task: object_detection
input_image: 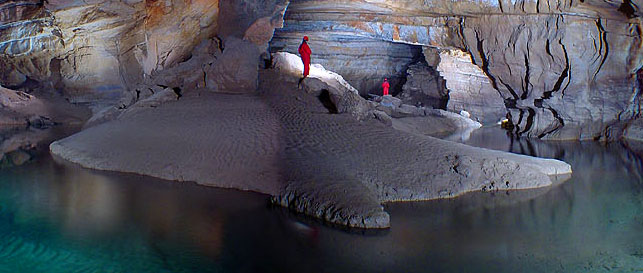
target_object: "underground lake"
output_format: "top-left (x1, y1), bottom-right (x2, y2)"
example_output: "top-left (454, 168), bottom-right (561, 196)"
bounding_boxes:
top-left (0, 127), bottom-right (641, 273)
top-left (2, 1), bottom-right (643, 271)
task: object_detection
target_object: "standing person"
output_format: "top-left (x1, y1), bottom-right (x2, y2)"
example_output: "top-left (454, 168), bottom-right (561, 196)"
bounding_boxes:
top-left (298, 36), bottom-right (311, 86)
top-left (382, 78), bottom-right (390, 96)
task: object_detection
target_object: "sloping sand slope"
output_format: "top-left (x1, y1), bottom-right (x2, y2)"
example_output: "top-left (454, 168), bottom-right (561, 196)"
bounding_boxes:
top-left (51, 93), bottom-right (286, 194)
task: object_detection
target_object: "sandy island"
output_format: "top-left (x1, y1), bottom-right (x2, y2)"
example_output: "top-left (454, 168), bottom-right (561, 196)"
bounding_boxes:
top-left (50, 65), bottom-right (572, 229)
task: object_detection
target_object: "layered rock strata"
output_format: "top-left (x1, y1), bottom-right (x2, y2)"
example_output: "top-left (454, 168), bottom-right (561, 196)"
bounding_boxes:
top-left (3, 0), bottom-right (641, 139)
top-left (270, 8), bottom-right (425, 96)
top-left (0, 0), bottom-right (288, 104)
top-left (270, 0), bottom-right (643, 139)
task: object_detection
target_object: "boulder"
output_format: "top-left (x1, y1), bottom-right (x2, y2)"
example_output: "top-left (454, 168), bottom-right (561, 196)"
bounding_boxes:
top-left (8, 150), bottom-right (31, 166)
top-left (391, 108), bottom-right (482, 137)
top-left (301, 77), bottom-right (372, 120)
top-left (396, 104), bottom-right (425, 117)
top-left (425, 109), bottom-right (482, 130)
top-left (272, 51), bottom-right (373, 120)
top-left (380, 95), bottom-right (403, 108)
top-left (83, 106), bottom-right (124, 129)
top-left (0, 86), bottom-right (34, 108)
top-left (372, 110), bottom-right (393, 126)
top-left (27, 116), bottom-right (55, 128)
top-left (205, 38), bottom-right (261, 93)
top-left (2, 70), bottom-right (27, 88)
top-left (124, 88), bottom-right (179, 112)
top-left (243, 1), bottom-right (289, 49)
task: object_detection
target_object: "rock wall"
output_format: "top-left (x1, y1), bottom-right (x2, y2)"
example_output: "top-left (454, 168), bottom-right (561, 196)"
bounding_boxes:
top-left (0, 0), bottom-right (288, 105)
top-left (0, 0), bottom-right (214, 102)
top-left (397, 61), bottom-right (448, 109)
top-left (1, 0), bottom-right (642, 140)
top-left (462, 14), bottom-right (642, 139)
top-left (436, 49), bottom-right (506, 124)
top-left (270, 30), bottom-right (422, 96)
top-left (270, 0), bottom-right (643, 139)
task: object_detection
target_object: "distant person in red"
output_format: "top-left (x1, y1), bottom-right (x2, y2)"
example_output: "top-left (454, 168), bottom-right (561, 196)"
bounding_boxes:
top-left (298, 36), bottom-right (311, 86)
top-left (382, 78), bottom-right (390, 96)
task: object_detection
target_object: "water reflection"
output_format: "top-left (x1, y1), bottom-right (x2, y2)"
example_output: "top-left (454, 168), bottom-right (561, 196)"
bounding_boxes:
top-left (462, 127), bottom-right (643, 187)
top-left (0, 126), bottom-right (641, 272)
top-left (0, 128), bottom-right (268, 271)
top-left (0, 127), bottom-right (46, 168)
top-left (364, 127), bottom-right (643, 272)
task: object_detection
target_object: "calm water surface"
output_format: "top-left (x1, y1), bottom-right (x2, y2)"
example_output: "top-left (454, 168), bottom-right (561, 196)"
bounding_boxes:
top-left (0, 126), bottom-right (641, 273)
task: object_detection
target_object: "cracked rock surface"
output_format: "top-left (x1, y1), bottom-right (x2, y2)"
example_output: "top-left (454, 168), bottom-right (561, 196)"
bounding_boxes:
top-left (271, 0), bottom-right (643, 139)
top-left (2, 0), bottom-right (641, 140)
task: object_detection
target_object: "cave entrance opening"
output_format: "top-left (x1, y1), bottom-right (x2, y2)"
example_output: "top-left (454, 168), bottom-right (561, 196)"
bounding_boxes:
top-left (394, 46), bottom-right (450, 110)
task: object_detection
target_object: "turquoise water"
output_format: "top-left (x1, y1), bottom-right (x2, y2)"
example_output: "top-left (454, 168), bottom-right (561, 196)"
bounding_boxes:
top-left (0, 127), bottom-right (642, 272)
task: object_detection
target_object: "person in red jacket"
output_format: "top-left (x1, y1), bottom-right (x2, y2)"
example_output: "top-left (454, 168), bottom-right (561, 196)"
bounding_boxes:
top-left (382, 78), bottom-right (390, 96)
top-left (298, 36), bottom-right (311, 85)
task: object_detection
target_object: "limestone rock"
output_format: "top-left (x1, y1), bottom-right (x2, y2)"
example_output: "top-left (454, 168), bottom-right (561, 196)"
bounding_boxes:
top-left (379, 95), bottom-right (402, 108)
top-left (243, 1), bottom-right (289, 49)
top-left (460, 15), bottom-right (641, 140)
top-left (0, 86), bottom-right (34, 108)
top-left (270, 0), bottom-right (643, 139)
top-left (137, 0), bottom-right (219, 76)
top-left (6, 0), bottom-right (638, 140)
top-left (624, 118), bottom-right (643, 141)
top-left (398, 62), bottom-right (448, 109)
top-left (83, 106), bottom-right (124, 129)
top-left (437, 49), bottom-right (507, 125)
top-left (0, 0), bottom-right (289, 102)
top-left (0, 0), bottom-right (216, 102)
top-left (372, 110), bottom-right (393, 126)
top-left (301, 75), bottom-right (372, 120)
top-left (205, 38), bottom-right (261, 93)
